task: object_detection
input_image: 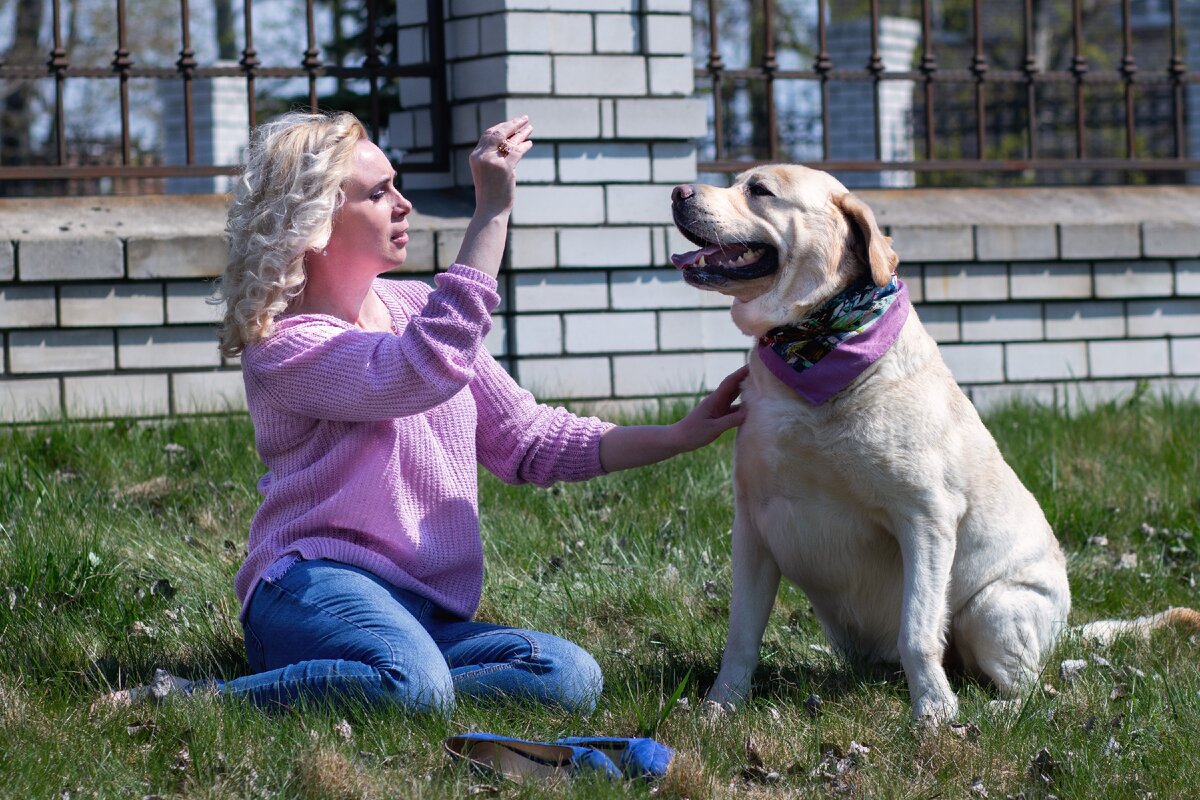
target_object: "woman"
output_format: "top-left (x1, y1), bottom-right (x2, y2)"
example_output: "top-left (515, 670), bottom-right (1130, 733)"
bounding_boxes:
top-left (104, 111), bottom-right (746, 714)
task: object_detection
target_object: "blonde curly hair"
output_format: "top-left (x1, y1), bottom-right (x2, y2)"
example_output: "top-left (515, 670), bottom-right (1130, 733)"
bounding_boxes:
top-left (216, 110), bottom-right (368, 358)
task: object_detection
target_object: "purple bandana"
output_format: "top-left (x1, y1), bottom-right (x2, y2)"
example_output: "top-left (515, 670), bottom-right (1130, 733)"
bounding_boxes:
top-left (757, 278), bottom-right (910, 405)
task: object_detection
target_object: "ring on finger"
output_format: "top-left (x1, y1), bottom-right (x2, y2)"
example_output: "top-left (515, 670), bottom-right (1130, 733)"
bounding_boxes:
top-left (496, 140), bottom-right (511, 157)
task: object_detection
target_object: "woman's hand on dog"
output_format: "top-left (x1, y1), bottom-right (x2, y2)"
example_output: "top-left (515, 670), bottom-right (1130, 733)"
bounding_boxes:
top-left (598, 365), bottom-right (748, 473)
top-left (671, 364), bottom-right (749, 452)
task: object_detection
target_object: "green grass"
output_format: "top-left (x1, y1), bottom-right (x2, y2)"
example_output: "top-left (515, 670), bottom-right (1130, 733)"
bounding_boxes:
top-left (1, 395), bottom-right (1199, 799)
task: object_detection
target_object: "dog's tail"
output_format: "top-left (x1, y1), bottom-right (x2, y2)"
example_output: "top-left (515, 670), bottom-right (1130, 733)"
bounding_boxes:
top-left (1077, 606), bottom-right (1200, 646)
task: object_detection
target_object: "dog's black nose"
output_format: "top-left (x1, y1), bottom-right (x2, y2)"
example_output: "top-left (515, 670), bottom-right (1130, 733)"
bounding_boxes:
top-left (672, 184), bottom-right (695, 204)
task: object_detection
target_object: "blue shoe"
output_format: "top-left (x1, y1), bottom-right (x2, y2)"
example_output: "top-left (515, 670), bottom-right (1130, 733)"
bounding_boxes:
top-left (444, 733), bottom-right (621, 782)
top-left (554, 736), bottom-right (675, 779)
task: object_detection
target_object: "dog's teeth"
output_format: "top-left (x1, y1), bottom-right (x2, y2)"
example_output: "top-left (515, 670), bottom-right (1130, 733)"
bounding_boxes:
top-left (696, 255), bottom-right (707, 267)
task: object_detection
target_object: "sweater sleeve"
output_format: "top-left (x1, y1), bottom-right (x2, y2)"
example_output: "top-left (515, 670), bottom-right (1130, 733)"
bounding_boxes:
top-left (471, 353), bottom-right (614, 487)
top-left (244, 265), bottom-right (500, 422)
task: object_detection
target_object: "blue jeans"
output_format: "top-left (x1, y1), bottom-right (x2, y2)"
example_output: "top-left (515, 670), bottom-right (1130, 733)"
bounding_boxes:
top-left (214, 558), bottom-right (602, 715)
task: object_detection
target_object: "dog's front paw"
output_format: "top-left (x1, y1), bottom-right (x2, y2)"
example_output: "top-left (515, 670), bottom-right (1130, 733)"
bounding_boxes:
top-left (912, 690), bottom-right (959, 725)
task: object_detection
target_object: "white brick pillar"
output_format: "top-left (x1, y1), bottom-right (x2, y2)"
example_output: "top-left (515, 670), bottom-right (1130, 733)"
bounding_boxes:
top-left (826, 17), bottom-right (919, 189)
top-left (159, 61), bottom-right (249, 195)
top-left (394, 0), bottom-right (710, 400)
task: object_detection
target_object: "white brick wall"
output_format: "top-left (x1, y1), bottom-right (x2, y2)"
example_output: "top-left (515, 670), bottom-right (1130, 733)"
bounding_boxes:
top-left (0, 378), bottom-right (61, 422)
top-left (1171, 338), bottom-right (1200, 374)
top-left (1089, 340), bottom-right (1171, 378)
top-left (1006, 341), bottom-right (1089, 381)
top-left (172, 370), bottom-right (246, 414)
top-left (1044, 302), bottom-right (1125, 340)
top-left (923, 264), bottom-right (1007, 302)
top-left (19, 239), bottom-right (123, 281)
top-left (1127, 299), bottom-right (1200, 337)
top-left (594, 14), bottom-right (639, 52)
top-left (518, 356), bottom-right (612, 398)
top-left (974, 225), bottom-right (1057, 261)
top-left (605, 185), bottom-right (674, 224)
top-left (60, 284), bottom-right (164, 327)
top-left (0, 242), bottom-right (13, 281)
top-left (565, 311), bottom-right (655, 352)
top-left (1010, 263), bottom-right (1091, 299)
top-left (127, 236), bottom-right (225, 279)
top-left (1177, 260), bottom-right (1200, 295)
top-left (10, 330), bottom-right (115, 374)
top-left (889, 226), bottom-right (973, 262)
top-left (1060, 224), bottom-right (1140, 259)
top-left (166, 283), bottom-right (222, 324)
top-left (613, 351), bottom-right (744, 396)
top-left (961, 303), bottom-right (1043, 342)
top-left (559, 227), bottom-right (652, 267)
top-left (611, 270), bottom-right (694, 309)
top-left (558, 143), bottom-right (651, 183)
top-left (913, 304), bottom-right (960, 343)
top-left (939, 343), bottom-right (1004, 384)
top-left (514, 314), bottom-right (563, 355)
top-left (64, 374), bottom-right (169, 418)
top-left (510, 185), bottom-right (605, 225)
top-left (658, 309), bottom-right (747, 350)
top-left (513, 272), bottom-right (608, 311)
top-left (1141, 222), bottom-right (1200, 258)
top-left (118, 327), bottom-right (222, 369)
top-left (0, 286), bottom-right (56, 327)
top-left (1094, 261), bottom-right (1173, 298)
top-left (554, 55), bottom-right (647, 95)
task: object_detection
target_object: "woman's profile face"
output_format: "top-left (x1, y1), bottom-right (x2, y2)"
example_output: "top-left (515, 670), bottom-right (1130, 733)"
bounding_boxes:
top-left (325, 139), bottom-right (413, 273)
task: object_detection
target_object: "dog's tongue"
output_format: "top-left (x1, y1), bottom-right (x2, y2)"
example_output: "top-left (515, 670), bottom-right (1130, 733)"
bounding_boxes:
top-left (671, 243), bottom-right (748, 269)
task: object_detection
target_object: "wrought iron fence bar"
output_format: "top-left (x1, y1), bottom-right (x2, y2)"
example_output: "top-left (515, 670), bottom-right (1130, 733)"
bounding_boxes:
top-left (919, 0), bottom-right (937, 160)
top-left (426, 0), bottom-right (451, 176)
top-left (971, 0), bottom-right (987, 161)
top-left (1121, 0), bottom-right (1137, 159)
top-left (364, 0), bottom-right (383, 140)
top-left (241, 0), bottom-right (260, 134)
top-left (177, 0), bottom-right (197, 166)
top-left (304, 0), bottom-right (321, 110)
top-left (1170, 0), bottom-right (1187, 158)
top-left (49, 0), bottom-right (68, 165)
top-left (1022, 0), bottom-right (1039, 161)
top-left (699, 158), bottom-right (1200, 173)
top-left (814, 0), bottom-right (831, 161)
top-left (696, 67), bottom-right (1194, 85)
top-left (1, 64), bottom-right (441, 80)
top-left (761, 0), bottom-right (778, 161)
top-left (869, 0), bottom-right (883, 162)
top-left (706, 0), bottom-right (726, 165)
top-left (113, 0), bottom-right (132, 165)
top-left (1071, 0), bottom-right (1087, 159)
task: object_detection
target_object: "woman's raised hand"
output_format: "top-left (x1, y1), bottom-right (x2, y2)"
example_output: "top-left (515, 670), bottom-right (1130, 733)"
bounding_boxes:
top-left (469, 116), bottom-right (533, 217)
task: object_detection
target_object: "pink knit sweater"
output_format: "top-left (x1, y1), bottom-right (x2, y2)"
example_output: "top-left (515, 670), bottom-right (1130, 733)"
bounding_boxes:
top-left (234, 264), bottom-right (613, 619)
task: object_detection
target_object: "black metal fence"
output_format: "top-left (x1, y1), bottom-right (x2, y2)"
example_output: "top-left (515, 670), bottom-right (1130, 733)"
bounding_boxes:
top-left (696, 0), bottom-right (1200, 184)
top-left (0, 0), bottom-right (448, 195)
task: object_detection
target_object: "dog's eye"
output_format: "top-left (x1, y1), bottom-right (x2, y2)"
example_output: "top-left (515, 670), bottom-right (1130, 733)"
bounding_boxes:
top-left (748, 183), bottom-right (775, 198)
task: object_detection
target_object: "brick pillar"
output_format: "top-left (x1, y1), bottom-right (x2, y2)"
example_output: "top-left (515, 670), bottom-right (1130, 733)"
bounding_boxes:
top-left (394, 0), bottom-right (718, 405)
top-left (826, 16), bottom-right (919, 189)
top-left (159, 62), bottom-right (249, 194)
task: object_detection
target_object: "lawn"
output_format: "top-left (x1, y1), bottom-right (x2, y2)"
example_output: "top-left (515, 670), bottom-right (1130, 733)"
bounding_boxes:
top-left (1, 393), bottom-right (1199, 799)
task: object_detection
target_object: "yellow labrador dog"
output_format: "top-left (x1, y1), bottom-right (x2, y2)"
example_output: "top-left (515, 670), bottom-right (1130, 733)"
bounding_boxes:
top-left (670, 165), bottom-right (1199, 723)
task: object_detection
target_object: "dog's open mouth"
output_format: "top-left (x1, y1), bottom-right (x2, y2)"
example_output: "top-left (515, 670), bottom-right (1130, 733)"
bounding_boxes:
top-left (670, 240), bottom-right (778, 287)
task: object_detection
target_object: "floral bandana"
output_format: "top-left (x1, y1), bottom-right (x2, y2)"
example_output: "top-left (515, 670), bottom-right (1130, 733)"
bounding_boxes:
top-left (757, 276), bottom-right (909, 405)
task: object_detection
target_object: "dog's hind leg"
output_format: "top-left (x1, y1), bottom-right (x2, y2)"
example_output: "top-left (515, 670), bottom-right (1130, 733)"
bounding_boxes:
top-left (706, 512), bottom-right (781, 710)
top-left (952, 577), bottom-right (1069, 697)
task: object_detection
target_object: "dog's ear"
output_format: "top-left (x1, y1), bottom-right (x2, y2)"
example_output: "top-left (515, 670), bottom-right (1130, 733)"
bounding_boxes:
top-left (834, 193), bottom-right (898, 287)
